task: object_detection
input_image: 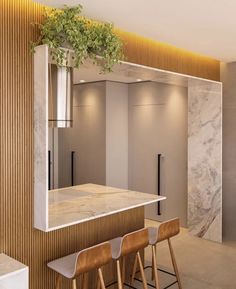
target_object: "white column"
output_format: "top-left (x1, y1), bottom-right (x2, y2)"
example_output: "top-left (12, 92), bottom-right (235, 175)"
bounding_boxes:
top-left (106, 81), bottom-right (129, 189)
top-left (34, 45), bottom-right (49, 231)
top-left (188, 79), bottom-right (222, 242)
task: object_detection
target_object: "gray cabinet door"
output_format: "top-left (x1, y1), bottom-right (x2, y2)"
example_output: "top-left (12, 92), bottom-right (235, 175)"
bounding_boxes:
top-left (128, 82), bottom-right (188, 227)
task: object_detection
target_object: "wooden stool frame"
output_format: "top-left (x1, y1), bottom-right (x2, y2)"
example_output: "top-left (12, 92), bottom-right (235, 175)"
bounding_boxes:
top-left (130, 218), bottom-right (182, 289)
top-left (55, 267), bottom-right (107, 289)
top-left (109, 228), bottom-right (149, 289)
top-left (49, 242), bottom-right (112, 289)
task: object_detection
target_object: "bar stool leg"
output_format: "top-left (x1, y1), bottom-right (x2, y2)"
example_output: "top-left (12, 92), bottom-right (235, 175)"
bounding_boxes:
top-left (168, 239), bottom-right (182, 289)
top-left (55, 275), bottom-right (62, 289)
top-left (122, 256), bottom-right (126, 283)
top-left (96, 273), bottom-right (101, 289)
top-left (82, 272), bottom-right (89, 289)
top-left (116, 260), bottom-right (123, 289)
top-left (152, 245), bottom-right (160, 289)
top-left (72, 278), bottom-right (77, 289)
top-left (151, 245), bottom-right (157, 281)
top-left (130, 254), bottom-right (138, 286)
top-left (137, 252), bottom-right (148, 289)
top-left (152, 246), bottom-right (155, 281)
top-left (98, 268), bottom-right (106, 289)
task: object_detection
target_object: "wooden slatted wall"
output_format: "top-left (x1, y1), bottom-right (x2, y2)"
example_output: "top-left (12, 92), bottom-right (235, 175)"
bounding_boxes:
top-left (116, 29), bottom-right (220, 81)
top-left (0, 1), bottom-right (144, 288)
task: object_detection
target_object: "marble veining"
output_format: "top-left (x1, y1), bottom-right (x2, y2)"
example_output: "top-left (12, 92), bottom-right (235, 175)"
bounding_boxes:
top-left (48, 183), bottom-right (166, 231)
top-left (188, 79), bottom-right (222, 242)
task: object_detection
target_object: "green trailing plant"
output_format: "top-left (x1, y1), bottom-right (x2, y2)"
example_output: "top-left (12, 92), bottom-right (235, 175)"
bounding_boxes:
top-left (31, 5), bottom-right (124, 73)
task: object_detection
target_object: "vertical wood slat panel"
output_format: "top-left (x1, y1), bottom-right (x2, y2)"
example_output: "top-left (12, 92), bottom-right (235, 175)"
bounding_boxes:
top-left (116, 29), bottom-right (220, 81)
top-left (0, 1), bottom-right (144, 288)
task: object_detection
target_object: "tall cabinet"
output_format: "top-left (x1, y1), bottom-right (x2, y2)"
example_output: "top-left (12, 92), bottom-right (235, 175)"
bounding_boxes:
top-left (128, 82), bottom-right (188, 226)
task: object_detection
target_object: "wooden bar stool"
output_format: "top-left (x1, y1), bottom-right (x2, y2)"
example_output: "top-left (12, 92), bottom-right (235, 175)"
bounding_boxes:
top-left (148, 218), bottom-right (182, 289)
top-left (109, 228), bottom-right (149, 289)
top-left (47, 242), bottom-right (112, 289)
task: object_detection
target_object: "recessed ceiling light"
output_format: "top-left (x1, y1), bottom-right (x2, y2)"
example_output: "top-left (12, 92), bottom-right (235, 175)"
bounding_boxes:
top-left (136, 79), bottom-right (142, 82)
top-left (79, 80), bottom-right (86, 83)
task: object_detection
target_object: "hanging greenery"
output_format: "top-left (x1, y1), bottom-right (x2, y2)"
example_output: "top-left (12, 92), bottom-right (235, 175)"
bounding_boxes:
top-left (31, 5), bottom-right (124, 73)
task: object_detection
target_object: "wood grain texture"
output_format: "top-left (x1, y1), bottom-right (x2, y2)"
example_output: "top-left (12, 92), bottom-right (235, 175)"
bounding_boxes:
top-left (116, 29), bottom-right (220, 81)
top-left (156, 218), bottom-right (180, 243)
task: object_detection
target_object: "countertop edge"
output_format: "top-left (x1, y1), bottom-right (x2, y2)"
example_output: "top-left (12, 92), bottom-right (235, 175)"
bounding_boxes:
top-left (47, 196), bottom-right (166, 232)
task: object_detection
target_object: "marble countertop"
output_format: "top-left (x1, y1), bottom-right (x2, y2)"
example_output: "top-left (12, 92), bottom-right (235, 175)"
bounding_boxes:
top-left (48, 183), bottom-right (166, 231)
top-left (0, 254), bottom-right (27, 280)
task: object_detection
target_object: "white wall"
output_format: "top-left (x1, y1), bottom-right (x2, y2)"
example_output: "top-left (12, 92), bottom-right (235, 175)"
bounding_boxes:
top-left (106, 81), bottom-right (129, 189)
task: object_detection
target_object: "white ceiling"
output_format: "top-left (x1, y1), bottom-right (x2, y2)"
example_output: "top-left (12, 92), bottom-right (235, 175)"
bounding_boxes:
top-left (73, 64), bottom-right (139, 84)
top-left (35, 0), bottom-right (236, 62)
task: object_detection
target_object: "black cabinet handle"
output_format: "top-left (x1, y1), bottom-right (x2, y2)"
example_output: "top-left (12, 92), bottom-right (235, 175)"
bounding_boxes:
top-left (71, 151), bottom-right (75, 186)
top-left (48, 150), bottom-right (51, 190)
top-left (157, 153), bottom-right (162, 215)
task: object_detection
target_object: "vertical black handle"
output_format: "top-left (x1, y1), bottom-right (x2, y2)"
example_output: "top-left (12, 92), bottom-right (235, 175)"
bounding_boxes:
top-left (157, 153), bottom-right (161, 215)
top-left (71, 151), bottom-right (75, 186)
top-left (48, 150), bottom-right (51, 190)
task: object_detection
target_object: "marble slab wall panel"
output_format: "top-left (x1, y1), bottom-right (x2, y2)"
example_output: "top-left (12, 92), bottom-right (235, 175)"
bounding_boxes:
top-left (34, 45), bottom-right (49, 231)
top-left (188, 79), bottom-right (222, 243)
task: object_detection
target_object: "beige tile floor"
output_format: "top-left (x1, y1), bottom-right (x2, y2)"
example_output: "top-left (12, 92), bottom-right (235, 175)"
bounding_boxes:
top-left (125, 219), bottom-right (236, 289)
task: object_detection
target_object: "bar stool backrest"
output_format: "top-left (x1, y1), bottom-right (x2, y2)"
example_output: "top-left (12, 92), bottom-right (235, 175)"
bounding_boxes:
top-left (75, 242), bottom-right (112, 276)
top-left (157, 218), bottom-right (180, 242)
top-left (121, 228), bottom-right (149, 257)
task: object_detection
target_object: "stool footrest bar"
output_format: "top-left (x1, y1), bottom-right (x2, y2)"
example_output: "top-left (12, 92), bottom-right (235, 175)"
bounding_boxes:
top-left (106, 265), bottom-right (178, 289)
top-left (144, 265), bottom-right (177, 277)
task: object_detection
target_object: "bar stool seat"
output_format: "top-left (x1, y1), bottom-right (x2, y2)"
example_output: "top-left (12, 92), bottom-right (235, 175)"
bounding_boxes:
top-left (148, 218), bottom-right (180, 244)
top-left (148, 227), bottom-right (160, 245)
top-left (109, 237), bottom-right (123, 259)
top-left (47, 242), bottom-right (112, 289)
top-left (48, 253), bottom-right (78, 279)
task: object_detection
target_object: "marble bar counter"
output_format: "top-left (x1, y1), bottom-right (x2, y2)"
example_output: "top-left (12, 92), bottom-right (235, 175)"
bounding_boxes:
top-left (48, 183), bottom-right (166, 231)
